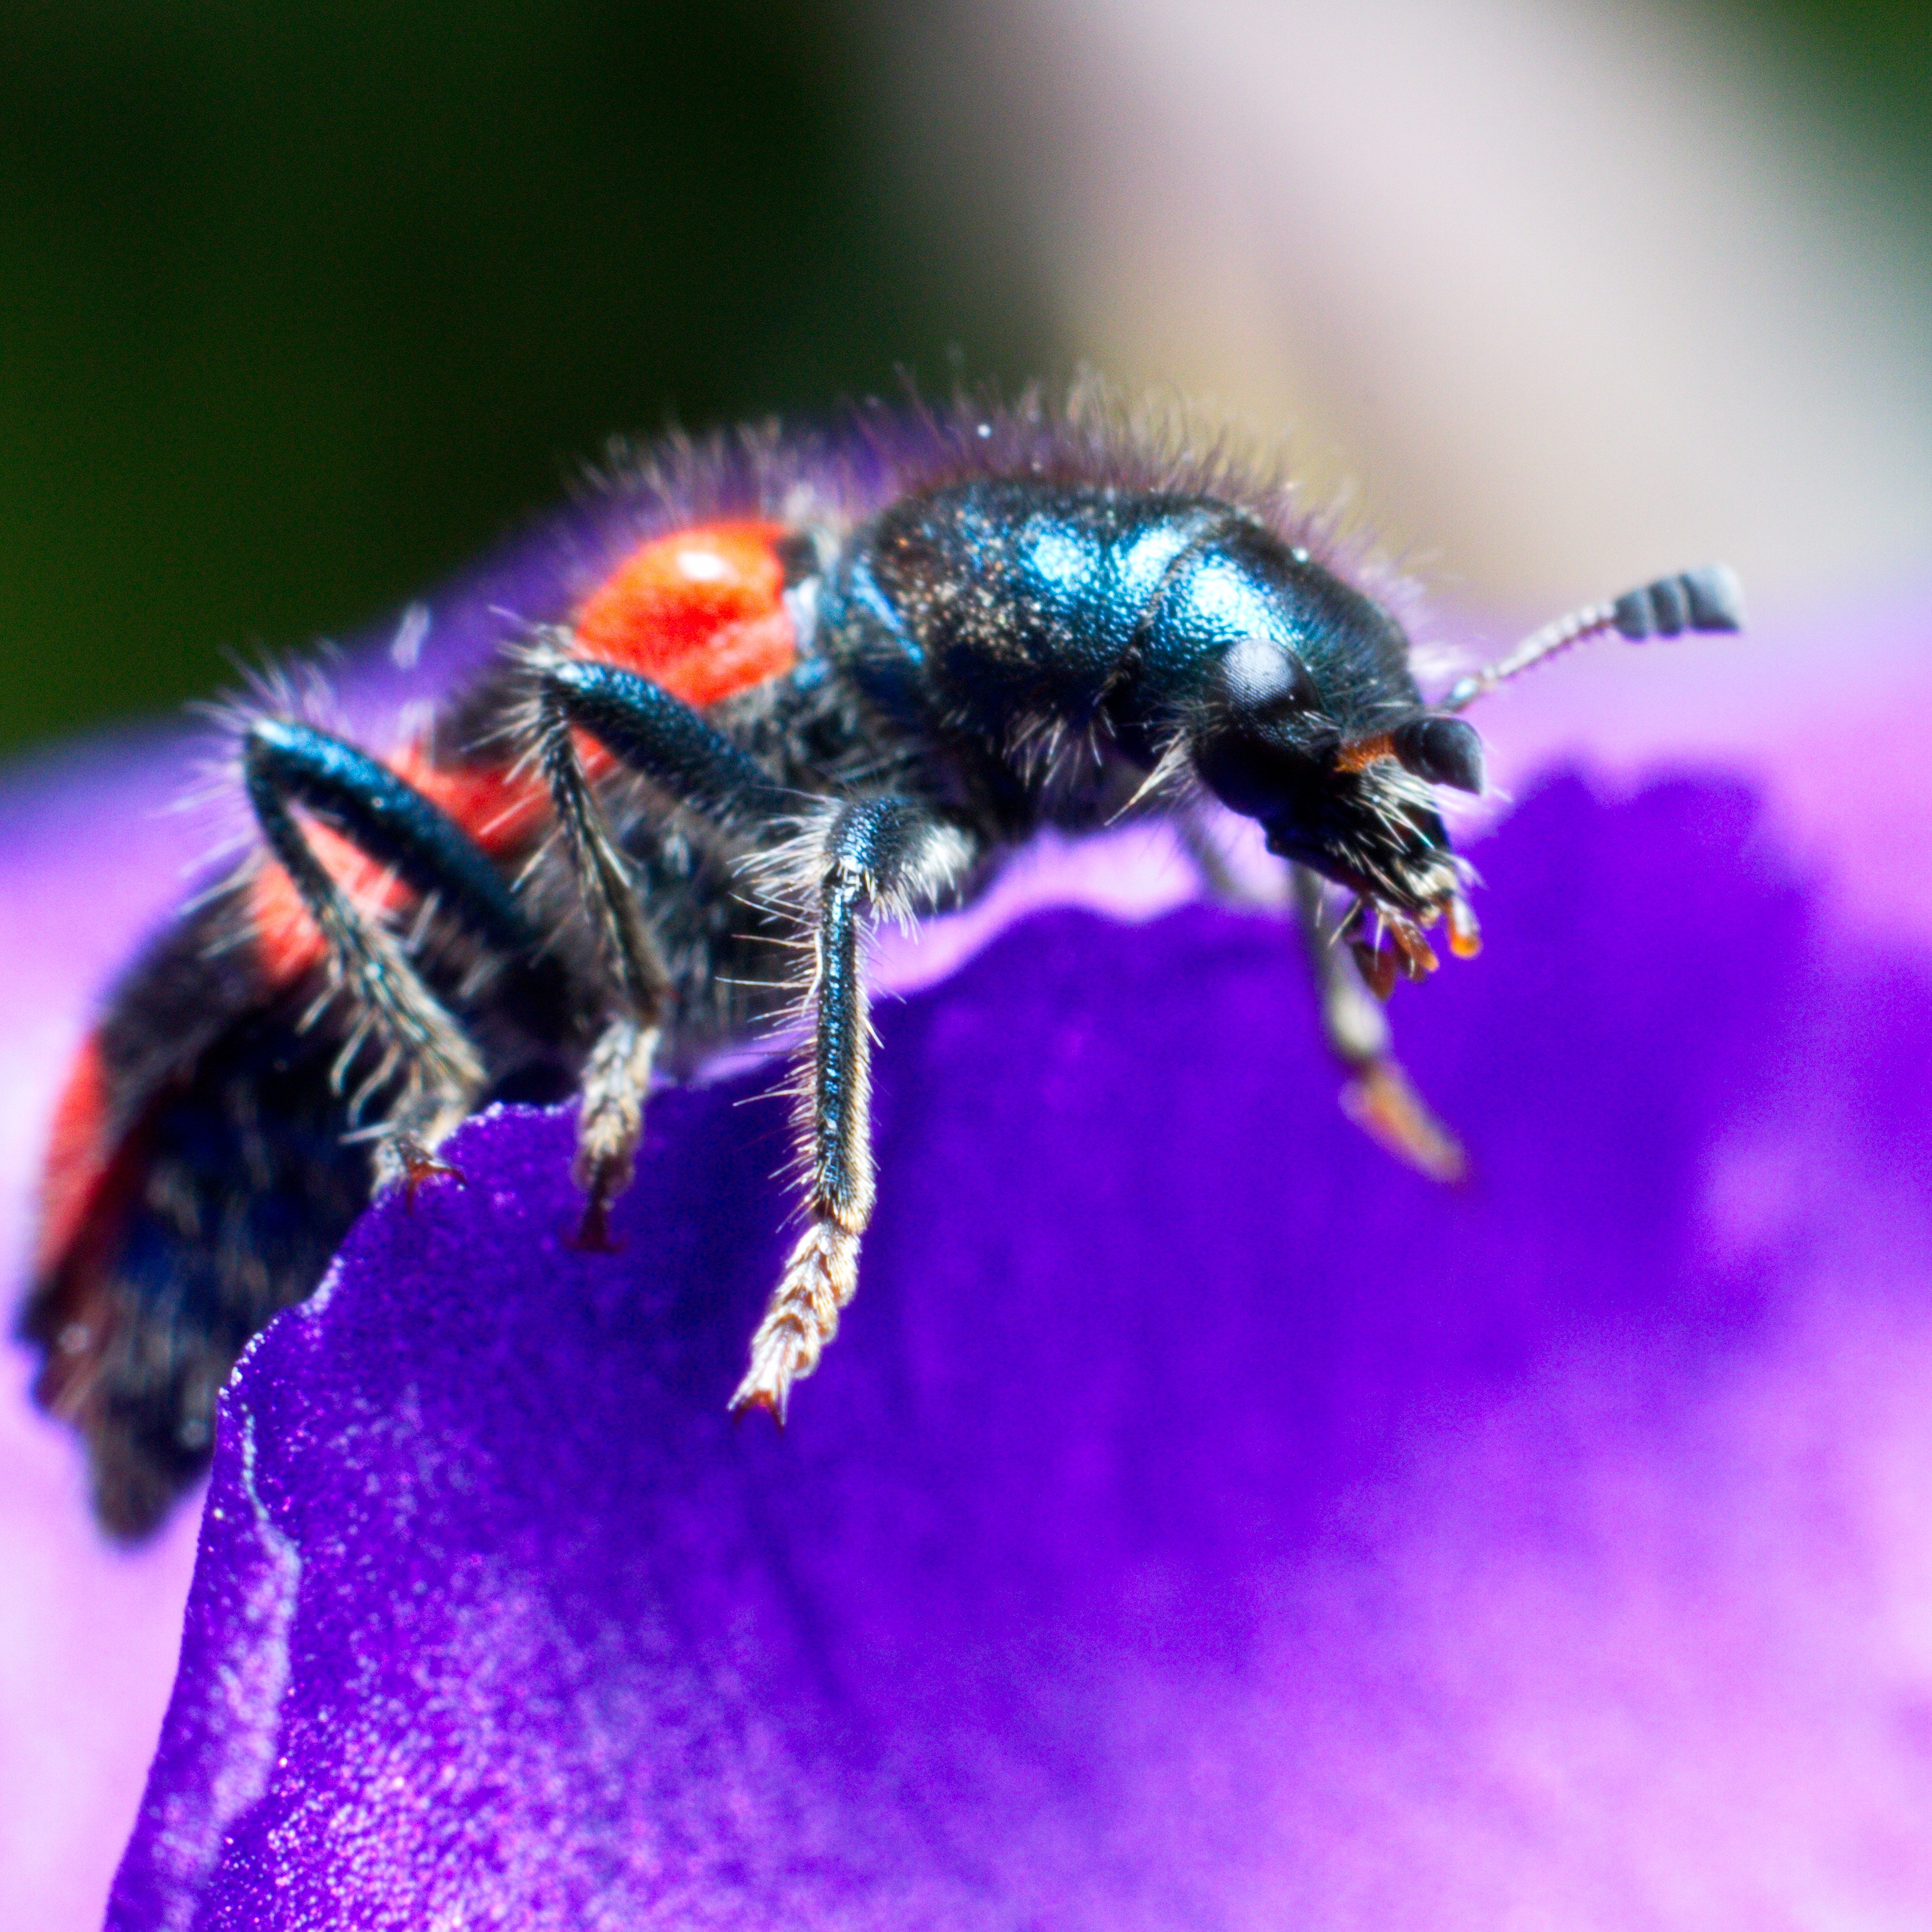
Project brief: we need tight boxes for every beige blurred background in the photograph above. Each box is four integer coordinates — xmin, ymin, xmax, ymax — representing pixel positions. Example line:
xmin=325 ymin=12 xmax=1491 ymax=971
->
xmin=864 ymin=0 xmax=1932 ymax=934
xmin=879 ymin=0 xmax=1932 ymax=614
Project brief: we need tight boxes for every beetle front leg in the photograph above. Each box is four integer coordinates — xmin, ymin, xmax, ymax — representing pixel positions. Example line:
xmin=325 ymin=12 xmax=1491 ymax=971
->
xmin=1175 ymin=808 xmax=1465 ymax=1183
xmin=730 ymin=797 xmax=978 ymax=1422
xmin=1290 ymin=865 xmax=1465 ymax=1183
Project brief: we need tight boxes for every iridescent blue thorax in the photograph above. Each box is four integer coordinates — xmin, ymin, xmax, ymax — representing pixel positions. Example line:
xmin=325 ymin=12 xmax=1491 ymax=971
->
xmin=821 ymin=477 xmax=1424 ymax=767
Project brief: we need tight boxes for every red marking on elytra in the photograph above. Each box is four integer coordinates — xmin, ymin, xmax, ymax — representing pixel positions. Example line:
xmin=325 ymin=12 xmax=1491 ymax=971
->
xmin=248 ymin=520 xmax=797 ymax=990
xmin=399 ymin=752 xmax=552 ymax=859
xmin=35 ymin=1036 xmax=116 ymax=1280
xmin=574 ymin=520 xmax=797 ymax=706
xmin=31 ymin=1033 xmax=150 ymax=1416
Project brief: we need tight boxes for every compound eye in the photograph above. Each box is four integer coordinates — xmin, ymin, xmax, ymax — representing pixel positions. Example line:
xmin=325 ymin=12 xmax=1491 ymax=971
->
xmin=1217 ymin=635 xmax=1320 ymax=722
xmin=1391 ymin=714 xmax=1485 ymax=793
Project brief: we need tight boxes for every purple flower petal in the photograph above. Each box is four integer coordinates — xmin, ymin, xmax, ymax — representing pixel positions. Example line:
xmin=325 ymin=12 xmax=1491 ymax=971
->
xmin=0 ymin=739 xmax=214 ymax=1932
xmin=105 ymin=766 xmax=1932 ymax=1926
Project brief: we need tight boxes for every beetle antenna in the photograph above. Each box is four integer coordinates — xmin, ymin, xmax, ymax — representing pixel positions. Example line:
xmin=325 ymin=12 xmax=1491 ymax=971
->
xmin=1444 ymin=565 xmax=1743 ymax=713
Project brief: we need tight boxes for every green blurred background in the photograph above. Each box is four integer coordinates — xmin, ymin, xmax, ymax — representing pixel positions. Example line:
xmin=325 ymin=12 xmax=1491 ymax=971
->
xmin=0 ymin=0 xmax=1922 ymax=757
xmin=0 ymin=0 xmax=1051 ymax=756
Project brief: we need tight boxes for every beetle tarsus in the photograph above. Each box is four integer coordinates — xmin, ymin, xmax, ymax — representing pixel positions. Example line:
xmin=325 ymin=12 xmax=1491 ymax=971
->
xmin=1341 ymin=1059 xmax=1468 ymax=1185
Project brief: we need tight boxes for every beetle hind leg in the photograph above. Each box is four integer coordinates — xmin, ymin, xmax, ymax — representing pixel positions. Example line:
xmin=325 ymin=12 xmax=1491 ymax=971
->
xmin=241 ymin=716 xmax=536 ymax=1191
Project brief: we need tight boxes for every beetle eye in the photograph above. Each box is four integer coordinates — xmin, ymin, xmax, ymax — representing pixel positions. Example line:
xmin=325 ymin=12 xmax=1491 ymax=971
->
xmin=1217 ymin=636 xmax=1320 ymax=721
xmin=1390 ymin=714 xmax=1485 ymax=794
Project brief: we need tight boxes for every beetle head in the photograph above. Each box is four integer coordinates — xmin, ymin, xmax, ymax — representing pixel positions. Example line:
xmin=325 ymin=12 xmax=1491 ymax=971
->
xmin=1157 ymin=540 xmax=1482 ymax=958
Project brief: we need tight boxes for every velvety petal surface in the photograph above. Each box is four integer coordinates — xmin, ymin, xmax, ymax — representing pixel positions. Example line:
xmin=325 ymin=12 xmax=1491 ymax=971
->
xmin=108 ymin=770 xmax=1932 ymax=1928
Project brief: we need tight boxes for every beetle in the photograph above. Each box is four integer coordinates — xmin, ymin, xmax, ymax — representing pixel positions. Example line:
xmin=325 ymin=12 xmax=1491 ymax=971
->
xmin=19 ymin=385 xmax=1742 ymax=1537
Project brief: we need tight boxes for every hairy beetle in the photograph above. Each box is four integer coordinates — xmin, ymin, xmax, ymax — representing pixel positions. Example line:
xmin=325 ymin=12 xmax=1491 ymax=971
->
xmin=21 ymin=385 xmax=1742 ymax=1536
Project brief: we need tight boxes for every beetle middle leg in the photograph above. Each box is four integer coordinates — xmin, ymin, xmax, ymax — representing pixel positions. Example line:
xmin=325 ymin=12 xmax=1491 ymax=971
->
xmin=531 ymin=654 xmax=797 ymax=1245
xmin=729 ymin=796 xmax=979 ymax=1422
xmin=529 ymin=657 xmax=979 ymax=1396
